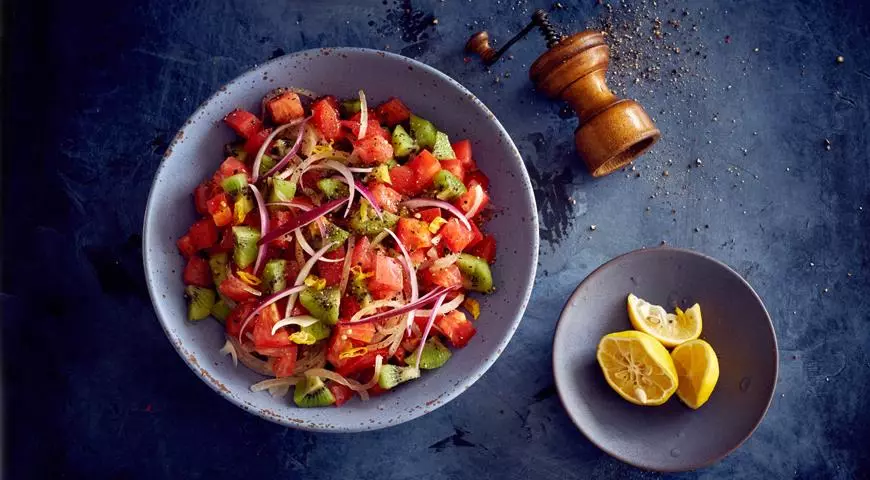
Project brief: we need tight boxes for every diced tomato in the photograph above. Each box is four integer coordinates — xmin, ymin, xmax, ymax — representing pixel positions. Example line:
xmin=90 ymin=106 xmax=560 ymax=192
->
xmin=225 ymin=301 xmax=256 ymax=337
xmin=351 ymin=236 xmax=375 ymax=271
xmin=454 ymin=183 xmax=489 ymax=219
xmin=188 ymin=218 xmax=218 ymax=250
xmin=224 ymin=109 xmax=262 ymax=140
xmin=342 ymin=119 xmax=389 ymax=141
xmin=328 ymin=382 xmax=354 ymax=407
xmin=406 ymin=150 xmax=441 ymax=189
xmin=317 ymin=246 xmax=346 ymax=286
xmin=440 ymin=217 xmax=476 ymax=253
xmin=311 ymin=97 xmax=342 ymax=141
xmin=354 ymin=135 xmax=394 ymax=165
xmin=467 ymin=221 xmax=484 ymax=249
xmin=349 ymin=109 xmax=381 ymax=124
xmin=285 ymin=260 xmax=302 ymax=283
xmin=243 ymin=128 xmax=272 ymax=156
xmin=394 ymin=347 xmax=407 ymax=365
xmin=252 ymin=303 xmax=291 ymax=349
xmin=368 ymin=255 xmax=404 ymax=295
xmin=266 ymin=92 xmax=305 ymax=125
xmin=340 ymin=295 xmax=362 ymax=319
xmin=421 ymin=264 xmax=463 ymax=289
xmin=343 ymin=323 xmax=376 ymax=343
xmin=183 ymin=256 xmax=212 ymax=287
xmin=388 ymin=165 xmax=421 ymax=196
xmin=336 ymin=349 xmax=387 ymax=378
xmin=465 ymin=170 xmax=489 ymax=190
xmin=219 ymin=274 xmax=259 ymax=303
xmin=435 ymin=310 xmax=476 ymax=348
xmin=327 ymin=329 xmax=353 ymax=368
xmin=268 ymin=209 xmax=294 ymax=249
xmin=218 ymin=156 xmax=250 ymax=179
xmin=396 ymin=218 xmax=432 ymax=250
xmin=469 ymin=234 xmax=496 ymax=264
xmin=300 ymin=168 xmax=324 ymax=189
xmin=451 ymin=139 xmax=473 ymax=169
xmin=194 ymin=182 xmax=213 ymax=214
xmin=409 ymin=248 xmax=427 ymax=267
xmin=368 ymin=182 xmax=402 ymax=213
xmin=206 ymin=193 xmax=233 ymax=227
xmin=440 ymin=159 xmax=465 ymax=183
xmin=417 ymin=207 xmax=442 ymax=223
xmin=177 ymin=235 xmax=197 ymax=259
xmin=209 ymin=228 xmax=235 ymax=254
xmin=270 ymin=348 xmax=299 ymax=378
xmin=375 ymin=97 xmax=411 ymax=126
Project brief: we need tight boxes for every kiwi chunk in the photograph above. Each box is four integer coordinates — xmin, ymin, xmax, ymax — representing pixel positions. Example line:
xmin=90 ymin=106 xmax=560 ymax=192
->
xmin=232 ymin=226 xmax=260 ymax=269
xmin=433 ymin=170 xmax=467 ymax=201
xmin=268 ymin=178 xmax=297 ymax=203
xmin=432 ymin=131 xmax=456 ymax=160
xmin=409 ymin=114 xmax=437 ymax=150
xmin=455 ymin=253 xmax=494 ymax=293
xmin=416 ymin=337 xmax=453 ymax=369
xmin=210 ymin=299 xmax=231 ymax=323
xmin=208 ymin=252 xmax=229 ymax=285
xmin=262 ymin=259 xmax=287 ymax=294
xmin=258 ymin=154 xmax=277 ymax=177
xmin=391 ymin=124 xmax=418 ymax=158
xmin=299 ymin=286 xmax=340 ymax=325
xmin=317 ymin=178 xmax=349 ymax=199
xmin=349 ymin=205 xmax=399 ymax=237
xmin=185 ymin=286 xmax=216 ymax=321
xmin=378 ymin=365 xmax=421 ymax=390
xmin=293 ymin=376 xmax=336 ymax=408
xmin=221 ymin=173 xmax=248 ymax=193
xmin=302 ymin=321 xmax=332 ymax=341
xmin=342 ymin=99 xmax=361 ymax=116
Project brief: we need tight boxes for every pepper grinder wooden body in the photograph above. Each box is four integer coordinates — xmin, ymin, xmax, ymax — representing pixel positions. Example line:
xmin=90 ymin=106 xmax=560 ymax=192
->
xmin=530 ymin=31 xmax=660 ymax=177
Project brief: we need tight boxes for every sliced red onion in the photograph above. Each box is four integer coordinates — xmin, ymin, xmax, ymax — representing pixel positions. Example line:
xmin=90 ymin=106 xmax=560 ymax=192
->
xmin=285 ymin=241 xmax=336 ymax=318
xmin=357 ymin=90 xmax=368 ymax=140
xmin=237 ymin=284 xmax=306 ymax=342
xmin=348 ymin=167 xmax=374 ymax=173
xmin=402 ymin=199 xmax=472 ymax=230
xmin=330 ymin=175 xmax=383 ymax=220
xmin=430 ymin=253 xmax=460 ymax=271
xmin=339 ymin=235 xmax=356 ymax=295
xmin=385 ymin=229 xmax=419 ymax=333
xmin=315 ymin=217 xmax=328 ymax=238
xmin=466 ymin=184 xmax=485 ymax=219
xmin=320 ymin=160 xmax=356 ymax=217
xmin=252 ymin=116 xmax=307 ymax=182
xmin=270 ymin=315 xmax=320 ymax=336
xmin=414 ymin=292 xmax=464 ymax=317
xmin=294 ymin=229 xmax=343 ymax=263
xmin=258 ymin=197 xmax=348 ymax=245
xmin=264 ymin=201 xmax=312 ymax=211
xmin=341 ymin=286 xmax=455 ymax=325
xmin=414 ymin=292 xmax=448 ymax=370
xmin=263 ymin=117 xmax=310 ymax=179
xmin=248 ymin=184 xmax=269 ymax=275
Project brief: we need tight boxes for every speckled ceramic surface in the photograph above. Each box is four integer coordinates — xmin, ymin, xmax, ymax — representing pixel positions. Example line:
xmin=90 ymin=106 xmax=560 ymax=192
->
xmin=553 ymin=247 xmax=777 ymax=471
xmin=142 ymin=48 xmax=539 ymax=432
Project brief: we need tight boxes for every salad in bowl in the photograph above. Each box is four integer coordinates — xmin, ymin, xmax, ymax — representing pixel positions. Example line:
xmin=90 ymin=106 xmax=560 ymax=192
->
xmin=176 ymin=88 xmax=497 ymax=408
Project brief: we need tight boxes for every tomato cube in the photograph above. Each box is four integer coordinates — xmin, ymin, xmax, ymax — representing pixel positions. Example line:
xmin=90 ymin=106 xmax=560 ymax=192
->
xmin=351 ymin=236 xmax=375 ymax=271
xmin=224 ymin=109 xmax=262 ymax=139
xmin=354 ymin=135 xmax=394 ymax=165
xmin=469 ymin=234 xmax=497 ymax=264
xmin=454 ymin=183 xmax=489 ymax=219
xmin=177 ymin=234 xmax=198 ymax=258
xmin=317 ymin=246 xmax=347 ymax=286
xmin=183 ymin=256 xmax=213 ymax=287
xmin=271 ymin=349 xmax=299 ymax=378
xmin=465 ymin=170 xmax=489 ymax=190
xmin=225 ymin=301 xmax=256 ymax=337
xmin=396 ymin=218 xmax=433 ymax=250
xmin=421 ymin=264 xmax=463 ymax=289
xmin=328 ymin=382 xmax=354 ymax=407
xmin=440 ymin=217 xmax=476 ymax=253
xmin=439 ymin=159 xmax=465 ymax=183
xmin=194 ymin=182 xmax=214 ymax=214
xmin=368 ymin=255 xmax=403 ymax=294
xmin=406 ymin=150 xmax=441 ymax=189
xmin=206 ymin=193 xmax=233 ymax=227
xmin=266 ymin=92 xmax=305 ymax=125
xmin=451 ymin=139 xmax=473 ymax=169
xmin=218 ymin=274 xmax=258 ymax=303
xmin=311 ymin=97 xmax=341 ymax=141
xmin=243 ymin=128 xmax=272 ymax=156
xmin=368 ymin=182 xmax=402 ymax=213
xmin=388 ymin=165 xmax=421 ymax=196
xmin=188 ymin=218 xmax=218 ymax=250
xmin=375 ymin=97 xmax=411 ymax=126
xmin=435 ymin=310 xmax=476 ymax=348
xmin=417 ymin=207 xmax=442 ymax=223
xmin=218 ymin=156 xmax=250 ymax=180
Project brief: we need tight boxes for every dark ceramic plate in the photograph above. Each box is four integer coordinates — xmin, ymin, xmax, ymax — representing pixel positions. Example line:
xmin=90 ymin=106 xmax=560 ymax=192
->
xmin=552 ymin=247 xmax=777 ymax=471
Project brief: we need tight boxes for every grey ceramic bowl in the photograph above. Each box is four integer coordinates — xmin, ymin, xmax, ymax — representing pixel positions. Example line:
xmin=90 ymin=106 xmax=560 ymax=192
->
xmin=553 ymin=247 xmax=777 ymax=471
xmin=143 ymin=48 xmax=538 ymax=431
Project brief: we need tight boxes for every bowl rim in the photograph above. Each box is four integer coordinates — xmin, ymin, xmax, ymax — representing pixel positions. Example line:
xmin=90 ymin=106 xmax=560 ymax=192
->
xmin=142 ymin=47 xmax=540 ymax=431
xmin=551 ymin=246 xmax=778 ymax=471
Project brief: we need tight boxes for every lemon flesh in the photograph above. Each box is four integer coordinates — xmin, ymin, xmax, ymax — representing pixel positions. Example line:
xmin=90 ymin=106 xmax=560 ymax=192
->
xmin=596 ymin=331 xmax=679 ymax=406
xmin=627 ymin=294 xmax=702 ymax=348
xmin=671 ymin=339 xmax=720 ymax=409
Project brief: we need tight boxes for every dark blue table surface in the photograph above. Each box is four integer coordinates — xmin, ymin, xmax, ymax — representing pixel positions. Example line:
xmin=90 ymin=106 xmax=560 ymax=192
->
xmin=4 ymin=0 xmax=869 ymax=478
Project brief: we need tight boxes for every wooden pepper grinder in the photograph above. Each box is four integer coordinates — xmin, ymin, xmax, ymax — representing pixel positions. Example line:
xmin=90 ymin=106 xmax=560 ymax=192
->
xmin=466 ymin=10 xmax=661 ymax=177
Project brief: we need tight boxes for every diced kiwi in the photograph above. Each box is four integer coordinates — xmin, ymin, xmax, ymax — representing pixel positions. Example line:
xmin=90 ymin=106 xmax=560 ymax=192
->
xmin=221 ymin=173 xmax=248 ymax=193
xmin=349 ymin=205 xmax=399 ymax=237
xmin=302 ymin=321 xmax=332 ymax=341
xmin=232 ymin=226 xmax=260 ymax=269
xmin=455 ymin=253 xmax=494 ymax=293
xmin=371 ymin=164 xmax=391 ymax=184
xmin=210 ymin=299 xmax=231 ymax=323
xmin=262 ymin=259 xmax=287 ymax=294
xmin=342 ymin=99 xmax=361 ymax=116
xmin=224 ymin=142 xmax=249 ymax=163
xmin=378 ymin=364 xmax=421 ymax=390
xmin=268 ymin=177 xmax=297 ymax=203
xmin=416 ymin=337 xmax=452 ymax=369
xmin=391 ymin=124 xmax=418 ymax=158
xmin=208 ymin=252 xmax=229 ymax=285
xmin=433 ymin=170 xmax=467 ymax=201
xmin=299 ymin=286 xmax=341 ymax=325
xmin=271 ymin=139 xmax=290 ymax=158
xmin=258 ymin=154 xmax=277 ymax=177
xmin=321 ymin=223 xmax=349 ymax=251
xmin=350 ymin=272 xmax=372 ymax=306
xmin=185 ymin=286 xmax=216 ymax=321
xmin=293 ymin=376 xmax=336 ymax=407
xmin=409 ymin=114 xmax=437 ymax=150
xmin=317 ymin=178 xmax=349 ymax=199
xmin=432 ymin=131 xmax=456 ymax=160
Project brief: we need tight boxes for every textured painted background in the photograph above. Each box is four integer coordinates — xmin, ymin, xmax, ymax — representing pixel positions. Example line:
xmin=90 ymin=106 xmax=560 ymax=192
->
xmin=3 ymin=0 xmax=869 ymax=478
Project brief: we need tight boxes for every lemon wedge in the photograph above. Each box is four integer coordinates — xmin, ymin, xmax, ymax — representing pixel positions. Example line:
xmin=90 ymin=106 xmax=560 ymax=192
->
xmin=627 ymin=294 xmax=702 ymax=348
xmin=596 ymin=331 xmax=679 ymax=406
xmin=671 ymin=339 xmax=720 ymax=409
